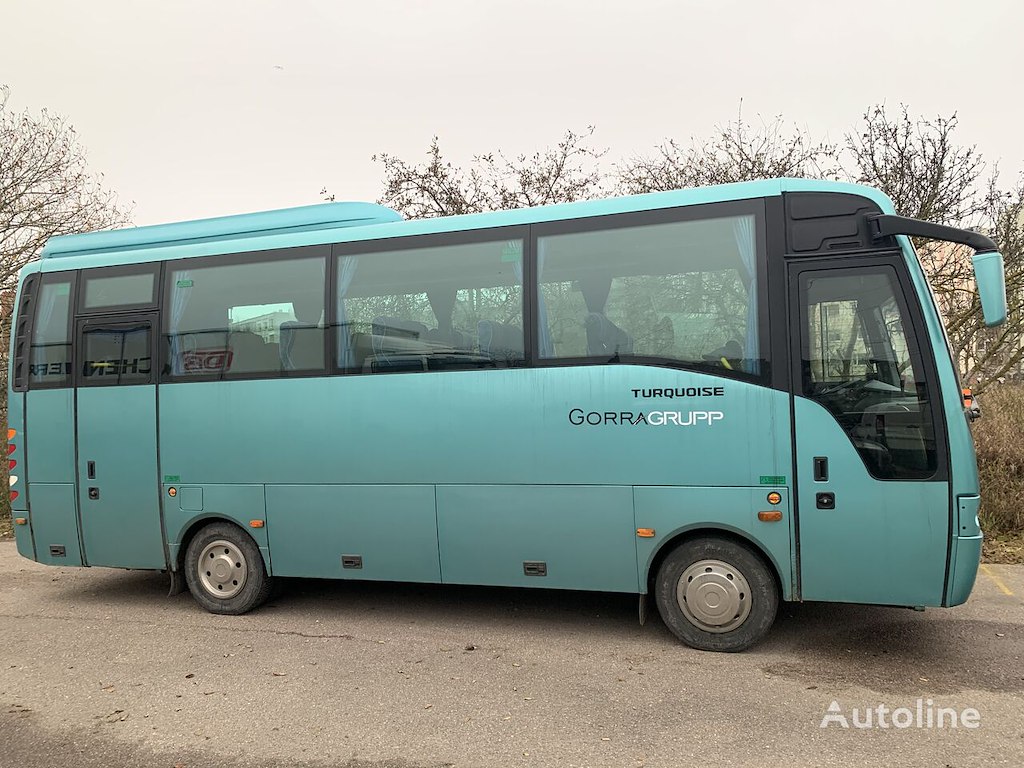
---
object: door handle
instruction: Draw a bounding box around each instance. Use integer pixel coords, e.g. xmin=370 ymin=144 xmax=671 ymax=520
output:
xmin=816 ymin=492 xmax=835 ymax=509
xmin=88 ymin=487 xmax=100 ymax=500
xmin=813 ymin=456 xmax=829 ymax=482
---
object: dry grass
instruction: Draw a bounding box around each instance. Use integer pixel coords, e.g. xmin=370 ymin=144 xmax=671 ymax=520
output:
xmin=972 ymin=384 xmax=1024 ymax=538
xmin=983 ymin=531 xmax=1024 ymax=564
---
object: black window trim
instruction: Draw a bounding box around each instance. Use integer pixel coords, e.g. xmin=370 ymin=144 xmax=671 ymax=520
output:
xmin=26 ymin=270 xmax=78 ymax=391
xmin=13 ymin=271 xmax=40 ymax=393
xmin=787 ymin=253 xmax=950 ymax=483
xmin=77 ymin=262 xmax=160 ymax=315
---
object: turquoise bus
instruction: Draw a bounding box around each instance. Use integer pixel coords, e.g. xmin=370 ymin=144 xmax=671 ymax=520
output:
xmin=7 ymin=179 xmax=1006 ymax=652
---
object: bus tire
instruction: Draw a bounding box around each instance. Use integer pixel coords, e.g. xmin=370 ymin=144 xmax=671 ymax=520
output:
xmin=184 ymin=522 xmax=273 ymax=615
xmin=654 ymin=536 xmax=778 ymax=652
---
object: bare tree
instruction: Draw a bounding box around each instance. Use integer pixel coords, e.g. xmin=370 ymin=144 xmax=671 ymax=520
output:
xmin=0 ymin=86 xmax=129 ymax=525
xmin=1 ymin=86 xmax=130 ymax=295
xmin=846 ymin=106 xmax=991 ymax=226
xmin=959 ymin=179 xmax=1024 ymax=387
xmin=617 ymin=111 xmax=840 ymax=193
xmin=846 ymin=105 xmax=1020 ymax=391
xmin=324 ymin=128 xmax=607 ymax=219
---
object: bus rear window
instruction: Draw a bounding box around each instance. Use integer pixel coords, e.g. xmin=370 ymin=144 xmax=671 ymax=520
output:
xmin=29 ymin=276 xmax=73 ymax=387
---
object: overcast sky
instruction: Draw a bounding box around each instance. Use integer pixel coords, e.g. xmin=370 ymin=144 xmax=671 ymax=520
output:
xmin=3 ymin=0 xmax=1022 ymax=227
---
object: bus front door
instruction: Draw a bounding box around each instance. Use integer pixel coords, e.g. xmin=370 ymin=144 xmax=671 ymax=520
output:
xmin=75 ymin=313 xmax=165 ymax=569
xmin=789 ymin=259 xmax=949 ymax=607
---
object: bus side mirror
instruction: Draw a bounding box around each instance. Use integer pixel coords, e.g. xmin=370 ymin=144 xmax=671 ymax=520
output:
xmin=972 ymin=251 xmax=1007 ymax=327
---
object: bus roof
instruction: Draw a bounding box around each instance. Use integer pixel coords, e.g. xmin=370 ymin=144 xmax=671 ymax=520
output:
xmin=41 ymin=201 xmax=404 ymax=259
xmin=37 ymin=178 xmax=897 ymax=270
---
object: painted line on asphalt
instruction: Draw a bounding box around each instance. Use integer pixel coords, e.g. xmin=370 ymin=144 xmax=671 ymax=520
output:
xmin=979 ymin=564 xmax=1015 ymax=597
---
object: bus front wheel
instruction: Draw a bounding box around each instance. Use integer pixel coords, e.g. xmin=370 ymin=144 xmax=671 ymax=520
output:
xmin=184 ymin=522 xmax=273 ymax=615
xmin=654 ymin=536 xmax=778 ymax=652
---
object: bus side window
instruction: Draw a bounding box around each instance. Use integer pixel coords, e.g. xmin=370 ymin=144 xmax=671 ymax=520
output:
xmin=536 ymin=211 xmax=765 ymax=377
xmin=164 ymin=249 xmax=328 ymax=379
xmin=335 ymin=238 xmax=525 ymax=373
xmin=80 ymin=322 xmax=153 ymax=386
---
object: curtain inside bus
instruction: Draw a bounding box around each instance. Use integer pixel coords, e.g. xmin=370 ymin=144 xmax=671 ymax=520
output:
xmin=168 ymin=270 xmax=193 ymax=375
xmin=336 ymin=255 xmax=358 ymax=368
xmin=733 ymin=216 xmax=758 ymax=374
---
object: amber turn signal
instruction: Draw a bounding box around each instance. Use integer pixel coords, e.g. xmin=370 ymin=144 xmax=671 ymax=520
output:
xmin=766 ymin=491 xmax=782 ymax=505
xmin=249 ymin=520 xmax=265 ymax=528
xmin=962 ymin=387 xmax=974 ymax=407
xmin=167 ymin=487 xmax=177 ymax=497
xmin=758 ymin=510 xmax=783 ymax=522
xmin=636 ymin=528 xmax=656 ymax=538
xmin=14 ymin=517 xmax=26 ymax=525
xmin=7 ymin=428 xmax=15 ymax=440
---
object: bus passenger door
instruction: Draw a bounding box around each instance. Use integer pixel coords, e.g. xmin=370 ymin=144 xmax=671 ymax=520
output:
xmin=75 ymin=313 xmax=165 ymax=569
xmin=789 ymin=259 xmax=950 ymax=607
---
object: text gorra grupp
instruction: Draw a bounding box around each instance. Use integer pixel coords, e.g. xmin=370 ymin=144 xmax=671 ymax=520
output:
xmin=568 ymin=386 xmax=725 ymax=427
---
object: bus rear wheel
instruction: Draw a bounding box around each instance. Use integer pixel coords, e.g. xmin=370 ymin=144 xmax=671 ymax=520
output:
xmin=184 ymin=522 xmax=273 ymax=615
xmin=654 ymin=536 xmax=778 ymax=652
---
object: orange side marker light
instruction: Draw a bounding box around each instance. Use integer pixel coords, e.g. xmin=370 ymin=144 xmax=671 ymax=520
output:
xmin=636 ymin=528 xmax=656 ymax=538
xmin=14 ymin=517 xmax=26 ymax=525
xmin=758 ymin=510 xmax=783 ymax=522
xmin=766 ymin=491 xmax=782 ymax=505
xmin=249 ymin=520 xmax=265 ymax=529
xmin=7 ymin=428 xmax=15 ymax=440
xmin=167 ymin=487 xmax=177 ymax=497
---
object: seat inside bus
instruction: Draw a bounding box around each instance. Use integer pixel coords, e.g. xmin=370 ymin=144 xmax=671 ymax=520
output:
xmin=347 ymin=315 xmax=524 ymax=371
xmin=584 ymin=313 xmax=634 ymax=357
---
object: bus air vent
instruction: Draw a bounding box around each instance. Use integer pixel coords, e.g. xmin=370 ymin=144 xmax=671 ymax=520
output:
xmin=523 ymin=561 xmax=547 ymax=577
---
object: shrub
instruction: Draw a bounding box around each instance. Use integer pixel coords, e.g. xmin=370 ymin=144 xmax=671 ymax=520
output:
xmin=972 ymin=385 xmax=1024 ymax=534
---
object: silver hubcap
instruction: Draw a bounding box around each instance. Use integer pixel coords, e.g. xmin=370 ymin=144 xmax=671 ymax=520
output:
xmin=676 ymin=559 xmax=751 ymax=633
xmin=197 ymin=539 xmax=247 ymax=599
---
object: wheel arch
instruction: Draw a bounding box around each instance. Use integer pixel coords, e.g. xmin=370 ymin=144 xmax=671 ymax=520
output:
xmin=171 ymin=514 xmax=271 ymax=575
xmin=644 ymin=524 xmax=789 ymax=600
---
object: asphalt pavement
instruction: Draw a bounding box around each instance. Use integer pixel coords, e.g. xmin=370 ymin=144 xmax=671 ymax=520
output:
xmin=1 ymin=540 xmax=1022 ymax=767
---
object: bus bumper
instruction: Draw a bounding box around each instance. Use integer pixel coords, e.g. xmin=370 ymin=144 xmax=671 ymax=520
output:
xmin=12 ymin=516 xmax=34 ymax=560
xmin=947 ymin=494 xmax=983 ymax=607
xmin=948 ymin=534 xmax=983 ymax=606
